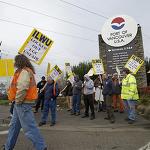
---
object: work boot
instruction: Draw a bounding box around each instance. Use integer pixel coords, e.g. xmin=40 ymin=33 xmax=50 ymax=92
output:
xmin=75 ymin=112 xmax=80 ymax=116
xmin=124 ymin=117 xmax=130 ymax=121
xmin=70 ymin=112 xmax=76 ymax=115
xmin=39 ymin=122 xmax=46 ymax=126
xmin=110 ymin=117 xmax=115 ymax=123
xmin=90 ymin=115 xmax=95 ymax=120
xmin=128 ymin=119 xmax=135 ymax=124
xmin=114 ymin=110 xmax=118 ymax=112
xmin=50 ymin=122 xmax=56 ymax=126
xmin=81 ymin=114 xmax=89 ymax=118
xmin=67 ymin=109 xmax=71 ymax=112
xmin=104 ymin=117 xmax=110 ymax=120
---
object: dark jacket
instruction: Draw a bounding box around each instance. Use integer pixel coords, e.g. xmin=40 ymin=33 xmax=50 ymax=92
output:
xmin=45 ymin=82 xmax=59 ymax=100
xmin=37 ymin=80 xmax=47 ymax=94
xmin=63 ymin=82 xmax=73 ymax=96
xmin=102 ymin=78 xmax=114 ymax=96
xmin=66 ymin=85 xmax=73 ymax=96
xmin=72 ymin=80 xmax=82 ymax=95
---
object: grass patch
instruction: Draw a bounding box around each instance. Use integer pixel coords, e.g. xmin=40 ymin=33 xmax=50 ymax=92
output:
xmin=0 ymin=100 xmax=9 ymax=105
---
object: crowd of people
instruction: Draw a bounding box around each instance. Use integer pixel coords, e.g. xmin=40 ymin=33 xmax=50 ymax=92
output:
xmin=61 ymin=69 xmax=139 ymax=124
xmin=2 ymin=54 xmax=139 ymax=150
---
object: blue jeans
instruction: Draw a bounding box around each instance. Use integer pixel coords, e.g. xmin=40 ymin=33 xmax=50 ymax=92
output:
xmin=123 ymin=100 xmax=137 ymax=121
xmin=5 ymin=103 xmax=46 ymax=150
xmin=72 ymin=95 xmax=81 ymax=113
xmin=41 ymin=99 xmax=56 ymax=124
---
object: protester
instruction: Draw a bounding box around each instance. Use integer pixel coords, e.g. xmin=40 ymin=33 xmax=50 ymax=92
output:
xmin=4 ymin=54 xmax=47 ymax=150
xmin=112 ymin=73 xmax=124 ymax=113
xmin=71 ymin=75 xmax=82 ymax=116
xmin=39 ymin=76 xmax=59 ymax=127
xmin=34 ymin=76 xmax=47 ymax=113
xmin=82 ymin=74 xmax=95 ymax=120
xmin=121 ymin=68 xmax=139 ymax=124
xmin=94 ymin=75 xmax=105 ymax=112
xmin=61 ymin=80 xmax=73 ymax=111
xmin=102 ymin=73 xmax=115 ymax=123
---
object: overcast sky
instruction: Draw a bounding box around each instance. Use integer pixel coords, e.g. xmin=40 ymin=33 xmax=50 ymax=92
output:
xmin=0 ymin=0 xmax=150 ymax=77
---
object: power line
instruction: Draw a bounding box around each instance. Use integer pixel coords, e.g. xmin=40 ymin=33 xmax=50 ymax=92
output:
xmin=0 ymin=1 xmax=99 ymax=32
xmin=59 ymin=0 xmax=150 ymax=41
xmin=0 ymin=18 xmax=98 ymax=42
xmin=59 ymin=0 xmax=108 ymax=19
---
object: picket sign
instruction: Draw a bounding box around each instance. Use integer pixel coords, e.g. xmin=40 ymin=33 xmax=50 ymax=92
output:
xmin=48 ymin=65 xmax=62 ymax=81
xmin=19 ymin=28 xmax=54 ymax=65
xmin=92 ymin=59 xmax=104 ymax=75
xmin=125 ymin=55 xmax=144 ymax=74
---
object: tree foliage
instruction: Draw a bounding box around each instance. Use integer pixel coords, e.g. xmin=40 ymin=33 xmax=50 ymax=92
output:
xmin=72 ymin=62 xmax=92 ymax=81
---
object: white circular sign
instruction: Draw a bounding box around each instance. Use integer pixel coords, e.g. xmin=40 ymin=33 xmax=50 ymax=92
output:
xmin=101 ymin=15 xmax=138 ymax=47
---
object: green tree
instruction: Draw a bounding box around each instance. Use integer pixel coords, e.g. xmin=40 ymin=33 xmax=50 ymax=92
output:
xmin=72 ymin=62 xmax=92 ymax=81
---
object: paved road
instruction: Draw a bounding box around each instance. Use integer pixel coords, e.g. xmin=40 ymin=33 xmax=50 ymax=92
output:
xmin=0 ymin=105 xmax=150 ymax=150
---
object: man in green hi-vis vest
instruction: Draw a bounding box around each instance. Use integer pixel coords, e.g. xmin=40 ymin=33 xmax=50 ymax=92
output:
xmin=121 ymin=68 xmax=139 ymax=124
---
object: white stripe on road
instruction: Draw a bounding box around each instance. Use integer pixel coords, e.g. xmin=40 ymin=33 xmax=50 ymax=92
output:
xmin=0 ymin=130 xmax=8 ymax=135
xmin=139 ymin=142 xmax=150 ymax=150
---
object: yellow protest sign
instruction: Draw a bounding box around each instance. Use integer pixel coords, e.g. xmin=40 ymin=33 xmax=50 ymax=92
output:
xmin=124 ymin=55 xmax=144 ymax=74
xmin=48 ymin=65 xmax=62 ymax=81
xmin=65 ymin=63 xmax=72 ymax=76
xmin=0 ymin=59 xmax=14 ymax=77
xmin=92 ymin=59 xmax=104 ymax=75
xmin=19 ymin=28 xmax=54 ymax=65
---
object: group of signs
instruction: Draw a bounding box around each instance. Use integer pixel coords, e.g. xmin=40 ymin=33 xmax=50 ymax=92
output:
xmin=0 ymin=27 xmax=146 ymax=79
xmin=87 ymin=54 xmax=144 ymax=77
xmin=64 ymin=54 xmax=144 ymax=85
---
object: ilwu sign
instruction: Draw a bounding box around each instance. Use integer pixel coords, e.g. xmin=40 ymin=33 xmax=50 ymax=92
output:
xmin=19 ymin=29 xmax=54 ymax=65
xmin=101 ymin=15 xmax=137 ymax=47
xmin=125 ymin=55 xmax=144 ymax=74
